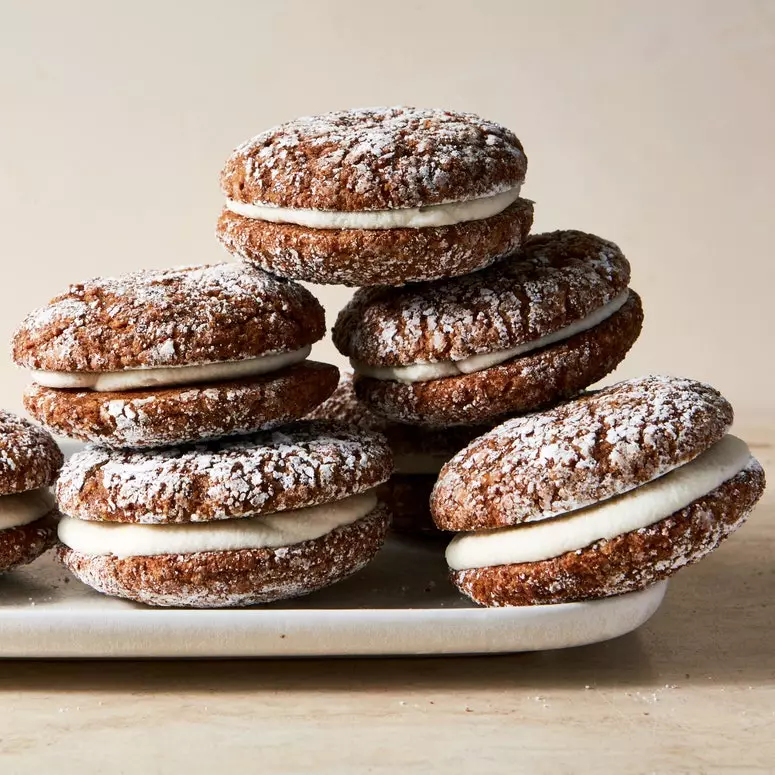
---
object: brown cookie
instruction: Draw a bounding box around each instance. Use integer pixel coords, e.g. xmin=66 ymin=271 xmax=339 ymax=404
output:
xmin=432 ymin=375 xmax=734 ymax=530
xmin=0 ymin=410 xmax=63 ymax=496
xmin=13 ymin=263 xmax=324 ymax=372
xmin=57 ymin=505 xmax=389 ymax=608
xmin=335 ymin=230 xmax=632 ymax=366
xmin=451 ymin=462 xmax=765 ymax=606
xmin=0 ymin=513 xmax=58 ymax=574
xmin=24 ymin=361 xmax=339 ymax=449
xmin=217 ymin=199 xmax=534 ymax=287
xmin=353 ymin=291 xmax=643 ymax=426
xmin=220 ymin=107 xmax=527 ymax=211
xmin=56 ymin=421 xmax=393 ymax=524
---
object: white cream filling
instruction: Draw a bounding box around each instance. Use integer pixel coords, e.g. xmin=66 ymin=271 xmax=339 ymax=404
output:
xmin=446 ymin=435 xmax=751 ymax=571
xmin=0 ymin=488 xmax=55 ymax=531
xmin=393 ymin=453 xmax=450 ymax=475
xmin=225 ymin=186 xmax=522 ymax=230
xmin=354 ymin=292 xmax=630 ymax=384
xmin=57 ymin=491 xmax=377 ymax=558
xmin=31 ymin=346 xmax=311 ymax=393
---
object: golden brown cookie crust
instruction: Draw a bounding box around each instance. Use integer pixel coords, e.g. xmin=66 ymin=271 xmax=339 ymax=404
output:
xmin=333 ymin=229 xmax=630 ymax=365
xmin=217 ymin=199 xmax=534 ymax=287
xmin=57 ymin=506 xmax=390 ymax=608
xmin=57 ymin=421 xmax=393 ymax=524
xmin=13 ymin=264 xmax=325 ymax=372
xmin=354 ymin=291 xmax=643 ymax=427
xmin=220 ymin=107 xmax=527 ymax=211
xmin=451 ymin=461 xmax=765 ymax=606
xmin=0 ymin=512 xmax=58 ymax=573
xmin=24 ymin=361 xmax=339 ymax=449
xmin=0 ymin=411 xmax=63 ymax=495
xmin=432 ymin=373 xmax=733 ymax=530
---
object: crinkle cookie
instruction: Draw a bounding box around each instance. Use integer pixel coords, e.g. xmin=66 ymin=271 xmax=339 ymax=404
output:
xmin=334 ymin=230 xmax=643 ymax=425
xmin=434 ymin=376 xmax=765 ymax=606
xmin=14 ymin=263 xmax=335 ymax=448
xmin=217 ymin=106 xmax=533 ymax=286
xmin=56 ymin=421 xmax=393 ymax=608
xmin=0 ymin=411 xmax=62 ymax=573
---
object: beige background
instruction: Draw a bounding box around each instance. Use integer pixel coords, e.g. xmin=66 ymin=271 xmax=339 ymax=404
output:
xmin=1 ymin=0 xmax=773 ymax=422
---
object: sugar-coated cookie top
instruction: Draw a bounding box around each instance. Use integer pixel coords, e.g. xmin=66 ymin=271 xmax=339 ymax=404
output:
xmin=0 ymin=410 xmax=63 ymax=495
xmin=431 ymin=376 xmax=735 ymax=530
xmin=221 ymin=106 xmax=527 ymax=211
xmin=56 ymin=421 xmax=393 ymax=524
xmin=13 ymin=264 xmax=325 ymax=372
xmin=334 ymin=231 xmax=631 ymax=366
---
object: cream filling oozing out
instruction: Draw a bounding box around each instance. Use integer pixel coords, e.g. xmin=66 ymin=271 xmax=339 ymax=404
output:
xmin=225 ymin=186 xmax=522 ymax=230
xmin=446 ymin=435 xmax=752 ymax=571
xmin=0 ymin=488 xmax=55 ymax=531
xmin=57 ymin=491 xmax=377 ymax=559
xmin=31 ymin=346 xmax=311 ymax=393
xmin=353 ymin=291 xmax=630 ymax=384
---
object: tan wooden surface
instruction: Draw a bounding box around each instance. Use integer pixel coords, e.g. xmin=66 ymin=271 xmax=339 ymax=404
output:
xmin=0 ymin=428 xmax=772 ymax=774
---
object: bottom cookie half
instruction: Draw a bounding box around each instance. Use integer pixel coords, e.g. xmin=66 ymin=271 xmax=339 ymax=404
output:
xmin=58 ymin=506 xmax=390 ymax=608
xmin=24 ymin=361 xmax=339 ymax=449
xmin=0 ymin=512 xmax=58 ymax=573
xmin=451 ymin=462 xmax=765 ymax=606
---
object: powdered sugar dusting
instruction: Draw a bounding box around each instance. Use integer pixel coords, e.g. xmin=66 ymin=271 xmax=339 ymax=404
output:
xmin=56 ymin=422 xmax=393 ymax=524
xmin=25 ymin=362 xmax=339 ymax=449
xmin=218 ymin=198 xmax=532 ymax=288
xmin=0 ymin=410 xmax=63 ymax=495
xmin=432 ymin=376 xmax=735 ymax=529
xmin=13 ymin=264 xmax=324 ymax=372
xmin=333 ymin=230 xmax=631 ymax=365
xmin=221 ymin=107 xmax=527 ymax=212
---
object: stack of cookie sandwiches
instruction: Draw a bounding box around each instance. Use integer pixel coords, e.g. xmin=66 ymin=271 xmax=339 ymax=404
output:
xmin=217 ymin=107 xmax=642 ymax=535
xmin=12 ymin=264 xmax=394 ymax=607
xmin=328 ymin=228 xmax=642 ymax=536
xmin=216 ymin=104 xmax=765 ymax=605
xmin=6 ymin=104 xmax=762 ymax=616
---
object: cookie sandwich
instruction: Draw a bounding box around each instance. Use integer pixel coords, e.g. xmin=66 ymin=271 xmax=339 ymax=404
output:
xmin=56 ymin=422 xmax=393 ymax=607
xmin=334 ymin=230 xmax=643 ymax=425
xmin=432 ymin=376 xmax=766 ymax=606
xmin=0 ymin=411 xmax=62 ymax=573
xmin=14 ymin=264 xmax=338 ymax=448
xmin=217 ymin=106 xmax=534 ymax=286
xmin=309 ymin=373 xmax=485 ymax=537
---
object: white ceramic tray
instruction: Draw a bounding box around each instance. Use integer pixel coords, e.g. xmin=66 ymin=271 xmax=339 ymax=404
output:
xmin=0 ymin=537 xmax=668 ymax=658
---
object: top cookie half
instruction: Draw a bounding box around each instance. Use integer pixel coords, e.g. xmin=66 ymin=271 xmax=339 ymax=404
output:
xmin=217 ymin=106 xmax=533 ymax=286
xmin=13 ymin=263 xmax=324 ymax=374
